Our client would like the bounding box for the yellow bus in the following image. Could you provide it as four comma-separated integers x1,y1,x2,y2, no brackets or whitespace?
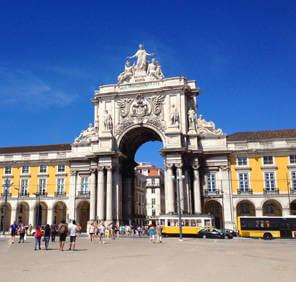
238,216,296,240
156,215,214,236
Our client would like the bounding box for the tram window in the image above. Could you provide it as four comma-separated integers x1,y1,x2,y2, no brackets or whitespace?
191,220,196,227
204,219,211,226
168,220,171,226
160,219,165,226
196,220,202,227
265,220,270,228
173,220,178,226
185,220,190,226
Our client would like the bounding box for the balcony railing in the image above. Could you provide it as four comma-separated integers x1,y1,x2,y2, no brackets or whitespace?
19,191,29,197
36,191,48,197
263,188,279,194
55,191,66,197
76,191,90,198
204,189,221,196
1,192,12,198
237,189,253,195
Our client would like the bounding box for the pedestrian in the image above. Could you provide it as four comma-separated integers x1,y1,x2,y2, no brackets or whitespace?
34,226,42,250
28,224,32,236
99,222,105,244
10,221,17,244
50,223,56,242
68,220,78,251
156,224,163,243
18,223,26,244
89,222,95,243
77,224,82,238
58,220,68,251
44,224,51,250
149,225,156,243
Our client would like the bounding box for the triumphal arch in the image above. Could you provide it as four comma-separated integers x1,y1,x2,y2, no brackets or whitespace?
70,44,230,226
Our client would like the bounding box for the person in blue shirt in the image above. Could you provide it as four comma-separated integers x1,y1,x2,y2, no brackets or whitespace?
10,221,17,244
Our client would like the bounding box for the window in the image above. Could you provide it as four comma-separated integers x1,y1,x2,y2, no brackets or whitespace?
2,179,12,194
264,172,275,191
290,155,296,164
20,179,28,195
291,171,296,190
57,178,65,194
4,166,12,174
151,178,155,184
151,188,155,194
22,166,29,174
39,165,47,173
152,210,156,217
57,164,65,172
237,157,247,166
239,173,249,192
152,199,156,205
38,178,47,194
263,156,273,165
207,174,216,192
81,177,88,193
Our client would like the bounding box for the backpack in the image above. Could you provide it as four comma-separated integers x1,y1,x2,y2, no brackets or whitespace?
60,224,66,234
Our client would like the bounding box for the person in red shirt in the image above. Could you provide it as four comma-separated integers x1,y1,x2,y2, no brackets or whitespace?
34,226,42,250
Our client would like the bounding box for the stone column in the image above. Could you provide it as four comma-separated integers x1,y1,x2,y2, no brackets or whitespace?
10,208,16,225
193,163,202,214
256,208,262,217
282,208,290,216
166,164,175,214
106,166,113,222
114,165,122,224
176,164,185,213
47,208,53,225
185,170,191,214
68,170,77,221
97,167,105,221
89,169,96,221
221,166,234,229
29,207,34,226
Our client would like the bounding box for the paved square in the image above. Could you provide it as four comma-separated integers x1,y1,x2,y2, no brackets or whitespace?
0,237,295,282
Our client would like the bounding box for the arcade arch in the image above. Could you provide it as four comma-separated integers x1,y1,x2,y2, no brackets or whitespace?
205,200,223,229
262,200,282,216
34,202,48,226
16,202,29,225
53,201,67,224
236,200,256,217
0,202,11,231
77,201,89,232
290,200,296,215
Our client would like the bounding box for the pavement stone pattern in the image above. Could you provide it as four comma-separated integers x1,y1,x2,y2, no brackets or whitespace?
0,237,295,282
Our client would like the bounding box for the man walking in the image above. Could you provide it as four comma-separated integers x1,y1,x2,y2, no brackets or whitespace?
58,220,68,251
68,220,78,251
156,224,163,243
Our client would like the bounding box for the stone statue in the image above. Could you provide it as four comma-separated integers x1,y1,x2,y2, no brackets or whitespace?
147,58,164,80
188,108,197,129
118,61,135,84
104,110,113,131
74,123,98,144
170,104,179,126
196,114,224,136
127,44,154,73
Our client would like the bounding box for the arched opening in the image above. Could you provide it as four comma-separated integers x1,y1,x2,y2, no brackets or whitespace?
34,202,48,226
263,200,282,216
236,200,256,217
119,126,164,224
77,201,89,232
290,200,296,215
53,201,67,224
16,202,29,225
0,203,11,231
205,200,223,229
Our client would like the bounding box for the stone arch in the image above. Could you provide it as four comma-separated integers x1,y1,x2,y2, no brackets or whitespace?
16,201,30,225
205,200,223,229
77,201,89,232
290,200,296,215
118,125,164,224
263,199,282,216
53,201,67,224
0,202,11,231
236,200,256,217
34,201,48,226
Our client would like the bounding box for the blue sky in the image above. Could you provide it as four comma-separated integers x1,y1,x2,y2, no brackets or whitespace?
1,1,296,168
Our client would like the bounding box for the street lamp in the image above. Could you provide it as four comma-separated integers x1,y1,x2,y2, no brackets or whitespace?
2,179,13,235
172,174,185,241
34,192,41,226
15,187,19,222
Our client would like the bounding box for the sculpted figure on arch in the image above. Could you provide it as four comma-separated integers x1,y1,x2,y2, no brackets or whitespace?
147,58,164,80
104,110,113,131
118,61,135,84
127,43,155,73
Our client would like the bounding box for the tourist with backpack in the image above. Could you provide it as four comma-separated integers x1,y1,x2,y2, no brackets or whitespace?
18,223,26,244
58,220,68,251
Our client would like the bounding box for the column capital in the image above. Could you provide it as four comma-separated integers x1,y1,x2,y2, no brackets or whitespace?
70,170,77,176
90,168,96,174
106,166,112,171
175,163,183,169
98,166,105,172
192,163,200,170
164,163,174,170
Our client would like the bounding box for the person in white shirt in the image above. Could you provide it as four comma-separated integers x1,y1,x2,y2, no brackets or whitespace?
68,220,78,251
99,222,105,244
